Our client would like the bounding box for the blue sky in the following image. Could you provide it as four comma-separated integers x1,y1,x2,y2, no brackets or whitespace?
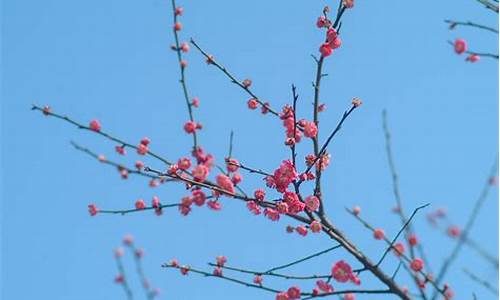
2,0,498,299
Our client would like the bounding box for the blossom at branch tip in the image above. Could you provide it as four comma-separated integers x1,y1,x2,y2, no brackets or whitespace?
178,157,191,170
216,255,227,267
114,247,124,258
191,97,199,107
123,234,134,245
408,234,418,246
343,0,354,9
88,204,99,216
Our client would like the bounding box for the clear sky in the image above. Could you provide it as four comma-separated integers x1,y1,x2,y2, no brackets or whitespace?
2,0,499,299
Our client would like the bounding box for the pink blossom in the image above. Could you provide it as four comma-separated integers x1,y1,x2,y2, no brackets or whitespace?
135,161,144,170
183,121,196,133
231,172,242,185
89,119,101,132
253,275,263,285
316,280,334,293
137,143,148,155
98,155,106,162
327,28,337,42
254,189,265,201
264,208,280,221
409,234,418,246
152,196,160,208
276,201,289,214
276,292,289,300
310,220,322,233
115,146,126,155
175,7,183,15
330,37,342,49
331,260,353,283
114,247,124,258
178,157,192,170
454,39,467,54
303,121,318,138
287,286,301,299
296,225,308,236
410,258,424,272
207,200,222,211
115,274,124,283
174,22,182,31
447,225,461,238
247,98,258,110
191,97,200,107
120,168,129,179
373,228,385,240
242,79,252,88
393,242,405,256
135,199,146,210
246,201,261,215
216,174,235,194
352,206,361,216
286,225,294,233
343,293,355,300
216,255,227,266
180,42,190,53
466,54,480,62
123,234,134,245
305,195,320,212
140,137,150,146
320,43,333,57
88,204,99,216
273,160,298,192
135,248,144,258
192,189,206,206
226,158,239,172
180,265,190,275
213,267,223,277
192,164,209,182
343,0,354,8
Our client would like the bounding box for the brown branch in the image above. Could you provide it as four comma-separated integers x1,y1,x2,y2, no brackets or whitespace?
172,0,198,150
190,39,279,117
431,160,498,300
445,19,498,33
463,268,499,295
32,105,173,166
